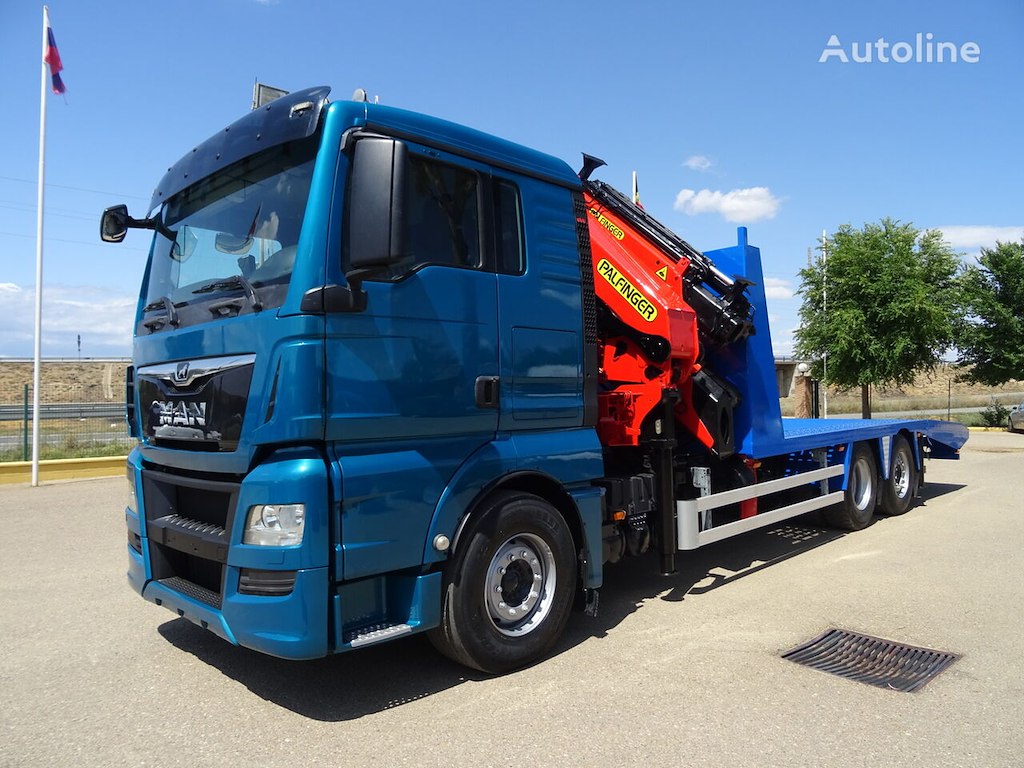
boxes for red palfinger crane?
[580,156,755,457]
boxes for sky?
[1,0,1021,360]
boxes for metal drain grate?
[782,628,960,692]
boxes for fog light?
[243,503,305,547]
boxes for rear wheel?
[823,442,878,531]
[428,491,576,674]
[879,435,917,516]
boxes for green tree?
[795,218,961,418]
[955,240,1024,385]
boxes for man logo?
[174,362,190,383]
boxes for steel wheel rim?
[851,456,873,510]
[484,533,556,637]
[892,451,911,499]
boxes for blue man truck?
[102,86,968,673]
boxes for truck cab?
[111,87,603,669]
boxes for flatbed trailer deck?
[780,417,967,457]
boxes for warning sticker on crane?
[596,258,658,322]
[656,266,668,280]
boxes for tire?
[822,442,878,531]
[428,491,577,674]
[879,434,918,516]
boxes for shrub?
[980,401,1011,428]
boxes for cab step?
[344,622,413,648]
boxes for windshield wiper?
[192,275,263,311]
[141,296,179,330]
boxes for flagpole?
[32,6,50,486]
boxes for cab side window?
[391,156,480,277]
[348,147,526,280]
[493,179,524,275]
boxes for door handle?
[474,376,500,409]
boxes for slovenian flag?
[43,7,65,95]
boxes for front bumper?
[125,445,442,660]
[127,539,329,658]
[125,445,331,659]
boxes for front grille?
[142,469,240,608]
[136,356,254,452]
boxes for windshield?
[141,137,317,329]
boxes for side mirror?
[347,137,407,271]
[100,204,129,243]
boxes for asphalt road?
[2,431,1022,767]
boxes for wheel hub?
[485,534,556,637]
[892,453,910,497]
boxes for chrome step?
[345,622,413,648]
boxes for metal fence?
[0,388,135,462]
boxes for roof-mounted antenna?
[579,153,607,182]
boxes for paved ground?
[2,431,1022,767]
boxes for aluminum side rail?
[677,464,845,550]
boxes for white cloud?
[763,277,794,300]
[933,225,1024,250]
[0,284,134,358]
[766,320,797,357]
[683,155,713,172]
[674,186,781,223]
[772,336,796,358]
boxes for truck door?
[324,148,499,580]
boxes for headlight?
[126,462,137,512]
[243,504,305,547]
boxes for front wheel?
[822,442,878,531]
[428,491,576,674]
[879,434,918,516]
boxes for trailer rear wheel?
[428,491,576,674]
[823,443,878,531]
[879,434,917,516]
